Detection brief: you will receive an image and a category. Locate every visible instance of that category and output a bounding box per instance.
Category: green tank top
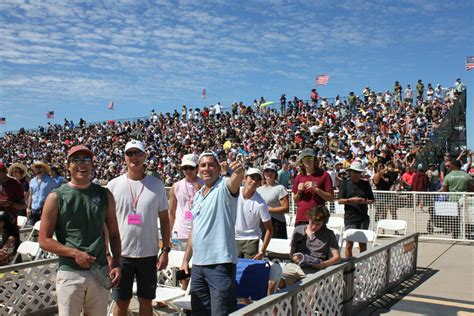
[55,183,108,271]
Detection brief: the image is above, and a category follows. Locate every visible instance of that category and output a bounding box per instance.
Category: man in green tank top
[39,145,122,316]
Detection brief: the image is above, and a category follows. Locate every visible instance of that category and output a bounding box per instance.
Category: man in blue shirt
[181,151,244,315]
[27,161,59,225]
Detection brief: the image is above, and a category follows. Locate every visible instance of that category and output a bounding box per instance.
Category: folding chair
[25,221,41,241]
[17,216,28,229]
[12,241,42,263]
[342,229,377,250]
[327,217,345,245]
[327,227,342,248]
[374,219,408,245]
[265,238,291,264]
[154,250,188,307]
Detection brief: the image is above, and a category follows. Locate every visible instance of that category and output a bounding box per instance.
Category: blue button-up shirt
[191,177,238,265]
[30,175,59,212]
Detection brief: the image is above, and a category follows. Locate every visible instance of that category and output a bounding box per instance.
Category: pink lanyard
[184,180,197,209]
[127,177,145,212]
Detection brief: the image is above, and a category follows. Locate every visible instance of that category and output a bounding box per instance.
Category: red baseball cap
[0,161,7,170]
[67,145,94,158]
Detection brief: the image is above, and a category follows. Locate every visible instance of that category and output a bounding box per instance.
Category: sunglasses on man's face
[125,150,144,157]
[182,166,196,171]
[70,157,93,165]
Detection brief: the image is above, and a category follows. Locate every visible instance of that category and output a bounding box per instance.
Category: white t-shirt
[107,174,168,258]
[235,188,271,240]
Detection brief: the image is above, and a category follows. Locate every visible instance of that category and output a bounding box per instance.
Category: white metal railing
[232,233,418,316]
[286,190,474,242]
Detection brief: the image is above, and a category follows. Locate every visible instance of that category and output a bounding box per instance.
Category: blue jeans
[191,263,237,315]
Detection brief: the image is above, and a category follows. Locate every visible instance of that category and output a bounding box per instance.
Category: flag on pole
[46,111,54,119]
[0,117,5,125]
[108,101,114,110]
[315,74,330,85]
[466,56,474,71]
[201,89,206,99]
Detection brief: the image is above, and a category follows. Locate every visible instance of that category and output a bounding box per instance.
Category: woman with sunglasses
[292,148,334,227]
[168,154,203,249]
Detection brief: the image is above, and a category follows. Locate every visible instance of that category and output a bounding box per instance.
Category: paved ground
[358,240,474,316]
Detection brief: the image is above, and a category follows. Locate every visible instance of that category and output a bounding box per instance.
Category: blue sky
[0,0,472,148]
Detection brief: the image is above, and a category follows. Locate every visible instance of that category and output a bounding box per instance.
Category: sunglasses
[302,156,315,161]
[70,157,93,165]
[125,150,144,157]
[182,166,196,171]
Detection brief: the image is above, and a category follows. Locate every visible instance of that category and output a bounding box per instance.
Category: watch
[161,246,171,253]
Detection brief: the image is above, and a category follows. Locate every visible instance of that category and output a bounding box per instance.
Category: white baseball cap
[181,154,198,167]
[245,167,262,177]
[263,162,278,171]
[348,160,366,173]
[125,140,145,153]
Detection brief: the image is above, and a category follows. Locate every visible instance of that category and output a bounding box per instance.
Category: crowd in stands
[0,78,471,191]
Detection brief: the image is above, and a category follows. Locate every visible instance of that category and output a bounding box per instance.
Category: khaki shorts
[281,263,307,285]
[56,269,110,316]
[236,239,259,259]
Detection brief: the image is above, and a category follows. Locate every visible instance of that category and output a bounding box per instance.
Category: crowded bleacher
[0,79,471,190]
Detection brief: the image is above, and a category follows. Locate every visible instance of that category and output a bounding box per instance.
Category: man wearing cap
[168,153,203,247]
[293,148,334,226]
[0,162,26,223]
[338,160,375,257]
[181,151,244,315]
[39,145,122,316]
[107,140,171,316]
[236,167,273,259]
[27,161,59,225]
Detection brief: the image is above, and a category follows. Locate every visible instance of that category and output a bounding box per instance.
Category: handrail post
[412,192,417,234]
[413,234,419,275]
[291,291,298,316]
[385,246,391,289]
[460,193,466,241]
[343,259,354,316]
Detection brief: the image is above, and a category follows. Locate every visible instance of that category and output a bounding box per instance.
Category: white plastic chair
[14,241,42,262]
[26,220,41,241]
[374,220,408,245]
[327,217,344,247]
[266,238,291,256]
[327,227,342,248]
[154,250,189,310]
[17,216,28,229]
[342,229,377,249]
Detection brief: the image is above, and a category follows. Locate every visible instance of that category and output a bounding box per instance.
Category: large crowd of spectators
[0,78,470,189]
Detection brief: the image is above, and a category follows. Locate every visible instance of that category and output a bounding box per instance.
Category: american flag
[315,74,330,85]
[466,56,474,71]
[201,88,206,99]
[0,117,5,125]
[108,101,114,110]
[46,111,54,119]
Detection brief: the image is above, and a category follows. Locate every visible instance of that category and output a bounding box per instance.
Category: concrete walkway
[358,240,474,316]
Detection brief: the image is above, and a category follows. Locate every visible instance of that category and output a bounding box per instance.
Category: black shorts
[112,256,157,301]
[345,220,370,230]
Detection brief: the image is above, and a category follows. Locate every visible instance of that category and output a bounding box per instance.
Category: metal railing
[285,190,474,242]
[232,233,418,315]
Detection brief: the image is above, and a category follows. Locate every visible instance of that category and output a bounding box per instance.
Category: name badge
[184,210,193,221]
[128,214,142,225]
